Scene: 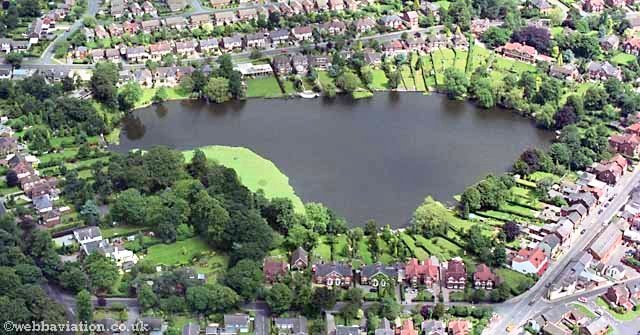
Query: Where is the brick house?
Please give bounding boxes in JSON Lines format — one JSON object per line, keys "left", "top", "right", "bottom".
{"left": 624, "top": 37, "right": 640, "bottom": 55}
{"left": 404, "top": 257, "right": 439, "bottom": 287}
{"left": 604, "top": 285, "right": 634, "bottom": 310}
{"left": 511, "top": 247, "right": 549, "bottom": 276}
{"left": 447, "top": 319, "right": 471, "bottom": 335}
{"left": 592, "top": 154, "right": 627, "bottom": 185}
{"left": 473, "top": 264, "right": 499, "bottom": 290}
{"left": 497, "top": 42, "right": 537, "bottom": 63}
{"left": 290, "top": 246, "right": 308, "bottom": 270}
{"left": 292, "top": 26, "right": 313, "bottom": 40}
{"left": 379, "top": 14, "right": 404, "bottom": 30}
{"left": 360, "top": 263, "right": 400, "bottom": 287}
{"left": 403, "top": 11, "right": 419, "bottom": 29}
{"left": 312, "top": 262, "right": 353, "bottom": 287}
{"left": 444, "top": 258, "right": 466, "bottom": 290}
{"left": 583, "top": 0, "right": 604, "bottom": 12}
{"left": 609, "top": 133, "right": 640, "bottom": 157}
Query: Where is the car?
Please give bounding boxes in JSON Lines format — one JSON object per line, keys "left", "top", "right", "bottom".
{"left": 578, "top": 297, "right": 587, "bottom": 303}
{"left": 370, "top": 288, "right": 377, "bottom": 293}
{"left": 598, "top": 209, "right": 603, "bottom": 214}
{"left": 506, "top": 325, "right": 515, "bottom": 332}
{"left": 581, "top": 229, "right": 586, "bottom": 234}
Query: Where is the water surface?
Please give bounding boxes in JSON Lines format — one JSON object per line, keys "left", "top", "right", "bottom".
{"left": 116, "top": 93, "right": 552, "bottom": 227}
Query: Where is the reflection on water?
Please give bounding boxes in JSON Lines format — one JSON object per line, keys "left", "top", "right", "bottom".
{"left": 115, "top": 93, "right": 552, "bottom": 227}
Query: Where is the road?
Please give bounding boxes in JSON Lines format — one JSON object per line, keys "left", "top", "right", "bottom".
{"left": 488, "top": 163, "right": 640, "bottom": 334}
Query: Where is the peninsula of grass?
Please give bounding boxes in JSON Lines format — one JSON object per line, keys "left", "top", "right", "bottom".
{"left": 183, "top": 145, "right": 305, "bottom": 213}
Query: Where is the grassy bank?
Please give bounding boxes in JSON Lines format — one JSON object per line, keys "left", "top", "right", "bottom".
{"left": 183, "top": 145, "right": 305, "bottom": 213}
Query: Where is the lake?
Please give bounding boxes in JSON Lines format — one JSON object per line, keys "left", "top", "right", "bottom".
{"left": 116, "top": 93, "right": 553, "bottom": 227}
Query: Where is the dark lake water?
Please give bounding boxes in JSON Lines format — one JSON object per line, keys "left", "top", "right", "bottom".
{"left": 115, "top": 93, "right": 553, "bottom": 227}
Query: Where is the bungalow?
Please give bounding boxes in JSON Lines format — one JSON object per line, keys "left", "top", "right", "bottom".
{"left": 164, "top": 16, "right": 186, "bottom": 30}
{"left": 189, "top": 14, "right": 210, "bottom": 28}
{"left": 126, "top": 46, "right": 147, "bottom": 63}
{"left": 498, "top": 42, "right": 537, "bottom": 63}
{"left": 511, "top": 247, "right": 549, "bottom": 276}
{"left": 263, "top": 257, "right": 289, "bottom": 283}
{"left": 272, "top": 54, "right": 293, "bottom": 75}
{"left": 403, "top": 11, "right": 419, "bottom": 29}
{"left": 444, "top": 257, "right": 466, "bottom": 290}
{"left": 328, "top": 0, "right": 343, "bottom": 11}
{"left": 473, "top": 264, "right": 498, "bottom": 290}
{"left": 290, "top": 246, "right": 308, "bottom": 270}
{"left": 312, "top": 262, "right": 353, "bottom": 287}
{"left": 292, "top": 26, "right": 313, "bottom": 41}
{"left": 360, "top": 263, "right": 400, "bottom": 287}
{"left": 379, "top": 14, "right": 404, "bottom": 30}
{"left": 175, "top": 40, "right": 197, "bottom": 57}
{"left": 238, "top": 8, "right": 258, "bottom": 21}
{"left": 198, "top": 38, "right": 219, "bottom": 53}
{"left": 222, "top": 35, "right": 243, "bottom": 50}
{"left": 269, "top": 29, "right": 291, "bottom": 45}
{"left": 447, "top": 319, "right": 471, "bottom": 335}
{"left": 624, "top": 36, "right": 640, "bottom": 55}
{"left": 590, "top": 224, "right": 622, "bottom": 262}
{"left": 583, "top": 0, "right": 604, "bottom": 12}
{"left": 609, "top": 133, "right": 640, "bottom": 157}
{"left": 354, "top": 17, "right": 376, "bottom": 33}
{"left": 600, "top": 35, "right": 620, "bottom": 51}
{"left": 404, "top": 257, "right": 439, "bottom": 287}
{"left": 210, "top": 0, "right": 232, "bottom": 8}
{"left": 586, "top": 61, "right": 622, "bottom": 81}
{"left": 549, "top": 63, "right": 580, "bottom": 81}
{"left": 214, "top": 11, "right": 237, "bottom": 26}
{"left": 149, "top": 41, "right": 173, "bottom": 61}
{"left": 604, "top": 285, "right": 634, "bottom": 310}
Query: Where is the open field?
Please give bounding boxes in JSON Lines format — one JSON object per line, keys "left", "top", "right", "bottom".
{"left": 183, "top": 145, "right": 304, "bottom": 213}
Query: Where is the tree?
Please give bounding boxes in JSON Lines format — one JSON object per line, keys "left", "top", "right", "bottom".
{"left": 502, "top": 221, "right": 520, "bottom": 242}
{"left": 584, "top": 86, "right": 608, "bottom": 110}
{"left": 58, "top": 264, "right": 89, "bottom": 293}
{"left": 76, "top": 289, "right": 93, "bottom": 323}
{"left": 266, "top": 283, "right": 293, "bottom": 315}
{"left": 153, "top": 87, "right": 169, "bottom": 104}
{"left": 512, "top": 26, "right": 551, "bottom": 52}
{"left": 335, "top": 72, "right": 360, "bottom": 93}
{"left": 6, "top": 53, "right": 23, "bottom": 68}
{"left": 80, "top": 200, "right": 100, "bottom": 226}
{"left": 460, "top": 186, "right": 481, "bottom": 215}
{"left": 138, "top": 284, "right": 158, "bottom": 311}
{"left": 84, "top": 253, "right": 119, "bottom": 292}
{"left": 110, "top": 189, "right": 147, "bottom": 226}
{"left": 143, "top": 146, "right": 184, "bottom": 192}
{"left": 204, "top": 77, "right": 230, "bottom": 103}
{"left": 443, "top": 67, "right": 469, "bottom": 100}
{"left": 472, "top": 78, "right": 495, "bottom": 108}
{"left": 6, "top": 170, "right": 18, "bottom": 187}
{"left": 311, "top": 287, "right": 337, "bottom": 312}
{"left": 90, "top": 62, "right": 119, "bottom": 107}
{"left": 480, "top": 27, "right": 512, "bottom": 48}
{"left": 225, "top": 260, "right": 263, "bottom": 300}
{"left": 191, "top": 190, "right": 229, "bottom": 244}
{"left": 118, "top": 82, "right": 142, "bottom": 111}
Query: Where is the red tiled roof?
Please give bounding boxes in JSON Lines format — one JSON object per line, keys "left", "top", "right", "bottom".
{"left": 513, "top": 247, "right": 547, "bottom": 269}
{"left": 405, "top": 258, "right": 439, "bottom": 278}
{"left": 473, "top": 264, "right": 496, "bottom": 282}
{"left": 501, "top": 42, "right": 538, "bottom": 57}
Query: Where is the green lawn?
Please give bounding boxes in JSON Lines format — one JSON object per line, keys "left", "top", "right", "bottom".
{"left": 134, "top": 87, "right": 192, "bottom": 108}
{"left": 144, "top": 237, "right": 210, "bottom": 265}
{"left": 183, "top": 145, "right": 304, "bottom": 213}
{"left": 414, "top": 235, "right": 464, "bottom": 260}
{"left": 246, "top": 76, "right": 284, "bottom": 98}
{"left": 496, "top": 268, "right": 535, "bottom": 296}
{"left": 596, "top": 297, "right": 640, "bottom": 321}
{"left": 610, "top": 52, "right": 637, "bottom": 65}
{"left": 370, "top": 69, "right": 388, "bottom": 90}
{"left": 102, "top": 225, "right": 145, "bottom": 238}
{"left": 569, "top": 303, "right": 597, "bottom": 319}
{"left": 399, "top": 233, "right": 429, "bottom": 260}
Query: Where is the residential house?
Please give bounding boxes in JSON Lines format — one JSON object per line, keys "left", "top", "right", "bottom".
{"left": 563, "top": 308, "right": 591, "bottom": 328}
{"left": 321, "top": 20, "right": 346, "bottom": 34}
{"left": 531, "top": 0, "right": 553, "bottom": 14}
{"left": 223, "top": 314, "right": 250, "bottom": 334}
{"left": 498, "top": 42, "right": 538, "bottom": 63}
{"left": 354, "top": 17, "right": 376, "bottom": 33}
{"left": 94, "top": 25, "right": 109, "bottom": 39}
{"left": 539, "top": 233, "right": 561, "bottom": 258}
{"left": 222, "top": 35, "right": 242, "bottom": 50}
{"left": 263, "top": 257, "right": 289, "bottom": 283}
{"left": 291, "top": 53, "right": 308, "bottom": 74}
{"left": 183, "top": 323, "right": 200, "bottom": 335}
{"left": 0, "top": 137, "right": 17, "bottom": 156}
{"left": 153, "top": 66, "right": 193, "bottom": 86}
{"left": 143, "top": 1, "right": 157, "bottom": 15}
{"left": 542, "top": 323, "right": 571, "bottom": 335}
{"left": 421, "top": 2, "right": 440, "bottom": 21}
{"left": 382, "top": 39, "right": 406, "bottom": 57}
{"left": 107, "top": 23, "right": 124, "bottom": 37}
{"left": 399, "top": 320, "right": 417, "bottom": 335}
{"left": 609, "top": 133, "right": 640, "bottom": 157}
{"left": 167, "top": 0, "right": 188, "bottom": 12}
{"left": 335, "top": 326, "right": 359, "bottom": 335}
{"left": 134, "top": 69, "right": 154, "bottom": 87}
{"left": 272, "top": 55, "right": 293, "bottom": 75}
{"left": 549, "top": 64, "right": 580, "bottom": 81}
{"left": 473, "top": 264, "right": 498, "bottom": 290}
{"left": 126, "top": 46, "right": 147, "bottom": 63}
{"left": 312, "top": 262, "right": 353, "bottom": 287}
{"left": 375, "top": 319, "right": 394, "bottom": 335}
{"left": 315, "top": 0, "right": 329, "bottom": 10}
{"left": 189, "top": 14, "right": 210, "bottom": 28}
{"left": 73, "top": 226, "right": 103, "bottom": 245}
{"left": 421, "top": 320, "right": 445, "bottom": 335}
{"left": 586, "top": 61, "right": 622, "bottom": 81}
{"left": 580, "top": 317, "right": 610, "bottom": 335}
{"left": 403, "top": 11, "right": 419, "bottom": 29}
{"left": 238, "top": 8, "right": 258, "bottom": 21}
{"left": 175, "top": 40, "right": 197, "bottom": 57}
{"left": 11, "top": 161, "right": 34, "bottom": 179}
{"left": 164, "top": 16, "right": 186, "bottom": 30}
{"left": 210, "top": 0, "right": 232, "bottom": 8}
{"left": 567, "top": 192, "right": 597, "bottom": 211}
{"left": 511, "top": 247, "right": 549, "bottom": 276}
{"left": 198, "top": 38, "right": 219, "bottom": 53}
{"left": 124, "top": 21, "right": 140, "bottom": 34}
{"left": 149, "top": 41, "right": 172, "bottom": 61}
{"left": 290, "top": 247, "right": 308, "bottom": 270}
{"left": 364, "top": 51, "right": 382, "bottom": 65}
{"left": 138, "top": 317, "right": 166, "bottom": 335}
{"left": 447, "top": 319, "right": 470, "bottom": 335}
{"left": 328, "top": 0, "right": 343, "bottom": 11}
{"left": 290, "top": 0, "right": 304, "bottom": 14}
{"left": 591, "top": 154, "right": 628, "bottom": 185}
{"left": 345, "top": 0, "right": 357, "bottom": 11}
{"left": 269, "top": 29, "right": 290, "bottom": 45}
{"left": 605, "top": 264, "right": 625, "bottom": 280}
{"left": 444, "top": 258, "right": 466, "bottom": 290}
{"left": 606, "top": 0, "right": 625, "bottom": 7}
{"left": 600, "top": 35, "right": 620, "bottom": 51}
{"left": 583, "top": 0, "right": 604, "bottom": 12}
{"left": 589, "top": 224, "right": 622, "bottom": 262}
{"left": 360, "top": 263, "right": 400, "bottom": 287}
{"left": 292, "top": 26, "right": 313, "bottom": 41}
{"left": 274, "top": 317, "right": 308, "bottom": 335}
{"left": 214, "top": 11, "right": 237, "bottom": 26}
{"left": 142, "top": 19, "right": 162, "bottom": 33}
{"left": 33, "top": 194, "right": 52, "bottom": 213}
{"left": 308, "top": 54, "right": 330, "bottom": 70}
{"left": 404, "top": 257, "right": 439, "bottom": 287}
{"left": 379, "top": 14, "right": 404, "bottom": 30}
{"left": 624, "top": 36, "right": 640, "bottom": 56}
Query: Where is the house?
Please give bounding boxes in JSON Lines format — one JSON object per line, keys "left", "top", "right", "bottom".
{"left": 600, "top": 35, "right": 620, "bottom": 51}
{"left": 404, "top": 257, "right": 439, "bottom": 287}
{"left": 542, "top": 323, "right": 571, "bottom": 335}
{"left": 580, "top": 317, "right": 609, "bottom": 335}
{"left": 549, "top": 64, "right": 580, "bottom": 81}
{"left": 379, "top": 14, "right": 404, "bottom": 30}
{"left": 511, "top": 247, "right": 549, "bottom": 276}
{"left": 586, "top": 61, "right": 622, "bottom": 81}
{"left": 274, "top": 317, "right": 308, "bottom": 335}
{"left": 198, "top": 38, "right": 219, "bottom": 53}
{"left": 210, "top": 0, "right": 232, "bottom": 8}
{"left": 473, "top": 264, "right": 498, "bottom": 290}
{"left": 269, "top": 29, "right": 290, "bottom": 45}
{"left": 107, "top": 23, "right": 124, "bottom": 37}
{"left": 292, "top": 26, "right": 313, "bottom": 41}
{"left": 354, "top": 18, "right": 376, "bottom": 33}
{"left": 149, "top": 41, "right": 172, "bottom": 61}
{"left": 606, "top": 0, "right": 625, "bottom": 7}
{"left": 567, "top": 192, "right": 597, "bottom": 212}
{"left": 123, "top": 21, "right": 140, "bottom": 34}
{"left": 142, "top": 19, "right": 162, "bottom": 33}
{"left": 315, "top": 0, "right": 329, "bottom": 10}
{"left": 312, "top": 262, "right": 353, "bottom": 287}
{"left": 345, "top": 0, "right": 357, "bottom": 11}
{"left": 291, "top": 53, "right": 309, "bottom": 74}
{"left": 290, "top": 0, "right": 304, "bottom": 14}
{"left": 583, "top": 0, "right": 604, "bottom": 12}
{"left": 530, "top": 0, "right": 553, "bottom": 13}
{"left": 335, "top": 326, "right": 359, "bottom": 335}
{"left": 189, "top": 14, "right": 210, "bottom": 28}
{"left": 382, "top": 39, "right": 406, "bottom": 57}
{"left": 134, "top": 69, "right": 154, "bottom": 87}
{"left": 175, "top": 40, "right": 197, "bottom": 57}
{"left": 272, "top": 55, "right": 293, "bottom": 75}
{"left": 143, "top": 1, "right": 157, "bottom": 15}
{"left": 138, "top": 317, "right": 166, "bottom": 335}
{"left": 447, "top": 319, "right": 471, "bottom": 335}
{"left": 308, "top": 54, "right": 330, "bottom": 70}
{"left": 498, "top": 42, "right": 538, "bottom": 63}
{"left": 605, "top": 264, "right": 625, "bottom": 280}
{"left": 167, "top": 0, "right": 188, "bottom": 11}
{"left": 0, "top": 137, "right": 17, "bottom": 156}
{"left": 321, "top": 20, "right": 346, "bottom": 34}
{"left": 222, "top": 35, "right": 242, "bottom": 50}
{"left": 364, "top": 51, "right": 382, "bottom": 66}
{"left": 263, "top": 257, "right": 289, "bottom": 283}
{"left": 609, "top": 133, "right": 640, "bottom": 157}
{"left": 399, "top": 320, "right": 417, "bottom": 335}
{"left": 328, "top": 0, "right": 343, "bottom": 11}
{"left": 563, "top": 308, "right": 591, "bottom": 328}
{"left": 164, "top": 16, "right": 186, "bottom": 30}
{"left": 214, "top": 11, "right": 237, "bottom": 26}
{"left": 183, "top": 323, "right": 200, "bottom": 335}
{"left": 223, "top": 314, "right": 250, "bottom": 334}
{"left": 591, "top": 154, "right": 628, "bottom": 185}
{"left": 589, "top": 224, "right": 622, "bottom": 262}
{"left": 540, "top": 232, "right": 561, "bottom": 258}
{"left": 421, "top": 320, "right": 445, "bottom": 335}
{"left": 403, "top": 11, "right": 419, "bottom": 29}
{"left": 375, "top": 319, "right": 394, "bottom": 335}
{"left": 234, "top": 63, "right": 273, "bottom": 77}
{"left": 73, "top": 226, "right": 103, "bottom": 245}
{"left": 237, "top": 8, "right": 258, "bottom": 21}
{"left": 290, "top": 246, "right": 308, "bottom": 270}
{"left": 421, "top": 2, "right": 440, "bottom": 21}
{"left": 624, "top": 37, "right": 640, "bottom": 55}
{"left": 360, "top": 263, "right": 399, "bottom": 287}
{"left": 94, "top": 25, "right": 109, "bottom": 39}
{"left": 126, "top": 46, "right": 147, "bottom": 63}
{"left": 444, "top": 258, "right": 466, "bottom": 290}
{"left": 33, "top": 194, "right": 52, "bottom": 213}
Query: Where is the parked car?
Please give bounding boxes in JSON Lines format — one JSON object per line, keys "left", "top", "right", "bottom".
{"left": 581, "top": 229, "right": 586, "bottom": 234}
{"left": 578, "top": 297, "right": 587, "bottom": 303}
